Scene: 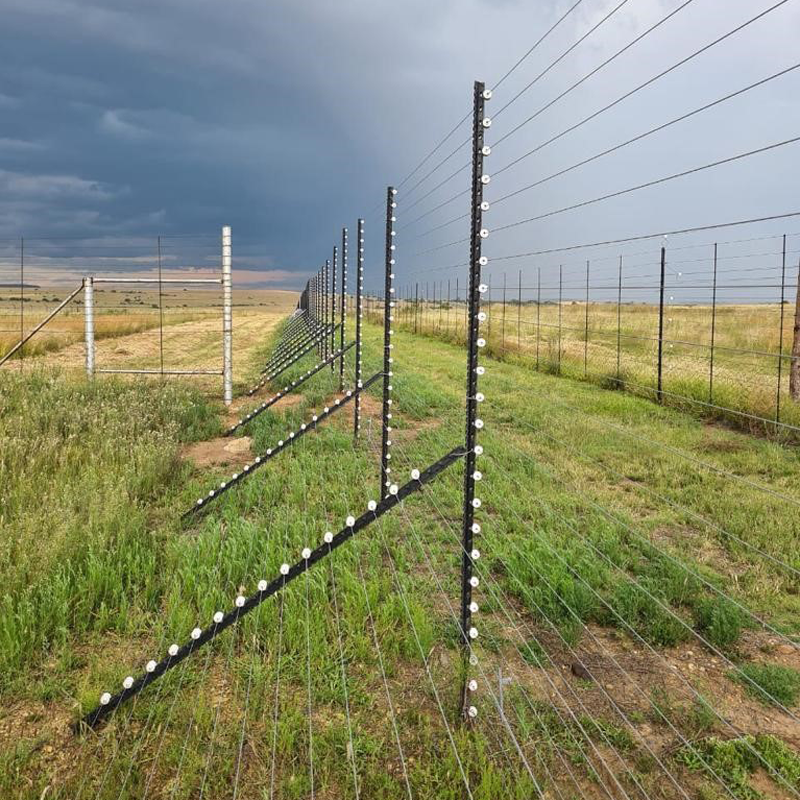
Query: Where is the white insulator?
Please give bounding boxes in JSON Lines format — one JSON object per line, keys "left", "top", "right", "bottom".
{"left": 302, "top": 548, "right": 311, "bottom": 560}
{"left": 280, "top": 563, "right": 290, "bottom": 575}
{"left": 478, "top": 283, "right": 488, "bottom": 293}
{"left": 471, "top": 548, "right": 481, "bottom": 560}
{"left": 123, "top": 676, "right": 134, "bottom": 689}
{"left": 470, "top": 576, "right": 480, "bottom": 588}
{"left": 389, "top": 484, "right": 399, "bottom": 495}
{"left": 368, "top": 500, "right": 377, "bottom": 511}
{"left": 477, "top": 338, "right": 486, "bottom": 348}
{"left": 470, "top": 601, "right": 479, "bottom": 613}
{"left": 477, "top": 312, "right": 486, "bottom": 322}
{"left": 324, "top": 531, "right": 333, "bottom": 544}
{"left": 473, "top": 471, "right": 482, "bottom": 481}
{"left": 474, "top": 419, "right": 484, "bottom": 429}
{"left": 472, "top": 522, "right": 481, "bottom": 534}
{"left": 476, "top": 393, "right": 484, "bottom": 402}
{"left": 468, "top": 705, "right": 478, "bottom": 718}
{"left": 346, "top": 515, "right": 356, "bottom": 527}
{"left": 169, "top": 643, "right": 179, "bottom": 656}
{"left": 482, "top": 88, "right": 492, "bottom": 100}
{"left": 476, "top": 366, "right": 485, "bottom": 376}
{"left": 469, "top": 627, "right": 479, "bottom": 639}
{"left": 411, "top": 468, "right": 420, "bottom": 480}
{"left": 100, "top": 692, "right": 111, "bottom": 705}
{"left": 258, "top": 579, "right": 268, "bottom": 591}
{"left": 213, "top": 611, "right": 224, "bottom": 624}
{"left": 469, "top": 679, "right": 478, "bottom": 691}
{"left": 472, "top": 498, "right": 482, "bottom": 508}
{"left": 479, "top": 256, "right": 488, "bottom": 266}
{"left": 191, "top": 628, "right": 202, "bottom": 640}
{"left": 479, "top": 229, "right": 489, "bottom": 239}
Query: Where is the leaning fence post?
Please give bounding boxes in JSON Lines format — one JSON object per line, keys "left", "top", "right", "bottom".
{"left": 222, "top": 225, "right": 233, "bottom": 405}
{"left": 380, "top": 187, "right": 397, "bottom": 499}
{"left": 19, "top": 236, "right": 24, "bottom": 371}
{"left": 460, "top": 79, "right": 490, "bottom": 723}
{"left": 84, "top": 276, "right": 95, "bottom": 377}
{"left": 657, "top": 245, "right": 666, "bottom": 404}
{"left": 776, "top": 234, "right": 787, "bottom": 422}
{"left": 354, "top": 219, "right": 365, "bottom": 439}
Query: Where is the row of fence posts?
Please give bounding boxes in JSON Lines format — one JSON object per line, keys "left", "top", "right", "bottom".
{"left": 376, "top": 245, "right": 800, "bottom": 424}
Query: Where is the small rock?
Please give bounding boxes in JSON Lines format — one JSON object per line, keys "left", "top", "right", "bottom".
{"left": 571, "top": 662, "right": 592, "bottom": 681}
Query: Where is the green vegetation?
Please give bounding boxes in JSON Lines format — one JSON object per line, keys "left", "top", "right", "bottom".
{"left": 677, "top": 734, "right": 800, "bottom": 799}
{"left": 1, "top": 315, "right": 799, "bottom": 798}
{"left": 732, "top": 662, "right": 800, "bottom": 707}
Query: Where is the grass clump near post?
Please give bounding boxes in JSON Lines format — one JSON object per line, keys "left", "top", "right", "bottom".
{"left": 730, "top": 662, "right": 800, "bottom": 707}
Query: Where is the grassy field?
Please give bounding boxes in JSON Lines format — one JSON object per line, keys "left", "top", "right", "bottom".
{"left": 387, "top": 297, "right": 800, "bottom": 435}
{"left": 0, "top": 288, "right": 296, "bottom": 361}
{"left": 1, "top": 313, "right": 799, "bottom": 799}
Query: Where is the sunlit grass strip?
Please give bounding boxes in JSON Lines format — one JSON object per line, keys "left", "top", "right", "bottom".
{"left": 187, "top": 372, "right": 382, "bottom": 516}
{"left": 78, "top": 444, "right": 465, "bottom": 731}
{"left": 225, "top": 341, "right": 355, "bottom": 437}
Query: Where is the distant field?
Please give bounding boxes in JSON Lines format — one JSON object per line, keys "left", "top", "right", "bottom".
{"left": 0, "top": 288, "right": 299, "bottom": 365}
{"left": 387, "top": 298, "right": 800, "bottom": 434}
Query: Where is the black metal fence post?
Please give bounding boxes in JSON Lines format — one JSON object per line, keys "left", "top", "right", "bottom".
{"left": 777, "top": 234, "right": 787, "bottom": 422}
{"left": 331, "top": 247, "right": 338, "bottom": 371}
{"left": 584, "top": 259, "right": 590, "bottom": 377}
{"left": 354, "top": 219, "right": 365, "bottom": 439}
{"left": 617, "top": 255, "right": 623, "bottom": 384}
{"left": 502, "top": 272, "right": 507, "bottom": 355}
{"left": 517, "top": 269, "right": 522, "bottom": 352}
{"left": 19, "top": 236, "right": 24, "bottom": 371}
{"left": 460, "top": 79, "right": 490, "bottom": 722}
{"left": 157, "top": 235, "right": 164, "bottom": 377}
{"left": 380, "top": 188, "right": 397, "bottom": 498}
{"left": 709, "top": 244, "right": 718, "bottom": 404}
{"left": 557, "top": 265, "right": 563, "bottom": 375}
{"left": 657, "top": 246, "right": 666, "bottom": 403}
{"left": 536, "top": 267, "right": 541, "bottom": 370}
{"left": 340, "top": 228, "right": 348, "bottom": 390}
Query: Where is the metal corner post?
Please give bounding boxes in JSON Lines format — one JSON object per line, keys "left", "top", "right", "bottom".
{"left": 354, "top": 219, "right": 365, "bottom": 439}
{"left": 460, "top": 79, "right": 490, "bottom": 721}
{"left": 222, "top": 225, "right": 233, "bottom": 405}
{"left": 340, "top": 227, "right": 348, "bottom": 390}
{"left": 380, "top": 188, "right": 397, "bottom": 498}
{"left": 84, "top": 275, "right": 95, "bottom": 377}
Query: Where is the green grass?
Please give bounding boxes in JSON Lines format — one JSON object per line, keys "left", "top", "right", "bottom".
{"left": 732, "top": 663, "right": 800, "bottom": 708}
{"left": 1, "top": 315, "right": 799, "bottom": 798}
{"left": 677, "top": 734, "right": 800, "bottom": 799}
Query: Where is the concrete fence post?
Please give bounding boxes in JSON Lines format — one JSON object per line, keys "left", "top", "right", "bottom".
{"left": 84, "top": 276, "right": 95, "bottom": 377}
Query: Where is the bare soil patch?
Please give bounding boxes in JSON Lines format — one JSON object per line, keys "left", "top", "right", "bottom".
{"left": 181, "top": 435, "right": 253, "bottom": 468}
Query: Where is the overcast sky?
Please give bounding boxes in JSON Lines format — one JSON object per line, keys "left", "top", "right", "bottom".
{"left": 1, "top": 0, "right": 798, "bottom": 294}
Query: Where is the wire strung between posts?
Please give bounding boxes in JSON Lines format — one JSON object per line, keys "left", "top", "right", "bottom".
{"left": 492, "top": 0, "right": 794, "bottom": 169}
{"left": 416, "top": 62, "right": 800, "bottom": 241}
{"left": 226, "top": 342, "right": 355, "bottom": 436}
{"left": 411, "top": 136, "right": 800, "bottom": 261}
{"left": 79, "top": 446, "right": 465, "bottom": 729}
{"left": 492, "top": 0, "right": 636, "bottom": 120}
{"left": 479, "top": 442, "right": 800, "bottom": 796}
{"left": 391, "top": 0, "right": 585, "bottom": 198}
{"left": 385, "top": 392, "right": 694, "bottom": 800}
{"left": 384, "top": 388, "right": 791, "bottom": 800}
{"left": 491, "top": 135, "right": 800, "bottom": 235}
{"left": 186, "top": 374, "right": 382, "bottom": 517}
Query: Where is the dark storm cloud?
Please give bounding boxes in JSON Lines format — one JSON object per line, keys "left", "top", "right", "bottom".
{"left": 0, "top": 0, "right": 798, "bottom": 290}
